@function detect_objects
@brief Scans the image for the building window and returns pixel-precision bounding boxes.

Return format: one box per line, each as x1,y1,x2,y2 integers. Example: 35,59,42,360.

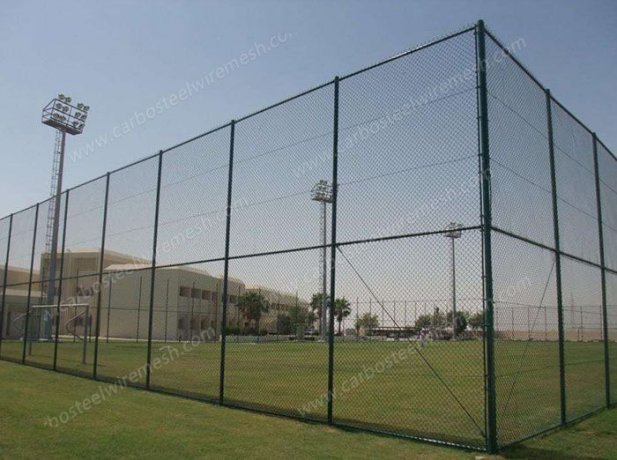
211,292,217,302
202,290,210,300
179,287,190,297
178,318,185,330
191,288,201,299
200,319,207,329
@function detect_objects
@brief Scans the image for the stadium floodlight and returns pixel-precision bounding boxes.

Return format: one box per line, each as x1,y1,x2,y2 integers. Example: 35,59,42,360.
41,94,91,306
311,180,333,341
444,222,463,339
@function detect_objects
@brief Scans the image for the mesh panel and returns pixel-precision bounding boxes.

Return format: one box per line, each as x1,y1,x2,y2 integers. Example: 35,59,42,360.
606,271,617,404
30,196,66,306
224,249,328,421
0,216,10,286
63,178,106,272
23,282,56,369
157,128,230,266
0,207,36,361
598,144,617,272
96,268,152,385
492,232,560,445
149,261,224,401
104,159,158,267
334,231,485,447
560,256,604,419
4,206,37,286
53,273,98,376
551,102,600,265
230,85,334,257
338,31,479,244
485,36,554,248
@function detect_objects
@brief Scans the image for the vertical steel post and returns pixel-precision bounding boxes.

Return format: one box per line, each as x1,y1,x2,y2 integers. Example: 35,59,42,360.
22,204,40,364
546,89,567,424
476,20,497,453
220,120,236,404
451,236,457,339
592,133,611,407
0,214,13,356
327,76,340,425
93,173,110,379
145,151,164,388
53,191,70,370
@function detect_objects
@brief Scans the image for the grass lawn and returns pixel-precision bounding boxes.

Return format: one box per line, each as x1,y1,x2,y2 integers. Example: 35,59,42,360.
0,360,616,459
0,338,613,449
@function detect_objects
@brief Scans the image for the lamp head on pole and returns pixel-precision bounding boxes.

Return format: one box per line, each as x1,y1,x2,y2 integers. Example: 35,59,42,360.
42,94,90,135
311,180,333,203
444,222,463,239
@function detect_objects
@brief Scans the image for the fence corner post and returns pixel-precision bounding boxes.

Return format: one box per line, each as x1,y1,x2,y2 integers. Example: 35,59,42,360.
476,19,498,453
146,152,164,389
220,120,236,405
327,76,340,425
546,89,567,424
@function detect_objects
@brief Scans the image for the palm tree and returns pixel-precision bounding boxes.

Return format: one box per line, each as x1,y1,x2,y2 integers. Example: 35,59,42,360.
237,291,270,334
334,297,351,335
310,292,330,334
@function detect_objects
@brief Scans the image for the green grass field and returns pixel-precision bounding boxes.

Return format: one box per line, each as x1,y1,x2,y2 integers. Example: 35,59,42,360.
0,338,613,449
1,359,616,459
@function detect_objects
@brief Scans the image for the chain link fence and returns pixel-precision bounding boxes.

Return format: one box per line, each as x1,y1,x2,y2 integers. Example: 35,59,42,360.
0,21,614,452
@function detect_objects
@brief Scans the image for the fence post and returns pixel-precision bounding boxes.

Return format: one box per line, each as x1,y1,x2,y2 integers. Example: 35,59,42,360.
592,133,610,407
327,75,340,425
546,89,567,424
21,203,40,364
476,20,497,453
146,152,164,388
53,191,70,371
219,120,236,404
93,173,111,379
0,214,14,356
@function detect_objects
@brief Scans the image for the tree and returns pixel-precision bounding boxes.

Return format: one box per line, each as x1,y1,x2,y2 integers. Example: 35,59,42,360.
310,293,330,318
415,309,446,330
237,291,270,334
468,311,484,332
276,314,292,335
355,313,379,335
334,297,352,335
289,304,308,329
306,311,317,330
414,313,433,330
450,310,469,335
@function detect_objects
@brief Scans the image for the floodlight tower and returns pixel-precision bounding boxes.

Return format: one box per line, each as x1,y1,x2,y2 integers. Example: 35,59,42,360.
41,94,90,304
444,222,463,339
311,180,333,341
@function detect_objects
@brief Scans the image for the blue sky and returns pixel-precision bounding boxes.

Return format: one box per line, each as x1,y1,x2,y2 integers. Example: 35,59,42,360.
0,0,615,217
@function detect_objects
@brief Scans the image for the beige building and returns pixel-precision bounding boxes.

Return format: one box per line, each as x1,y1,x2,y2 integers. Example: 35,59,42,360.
2,249,308,341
